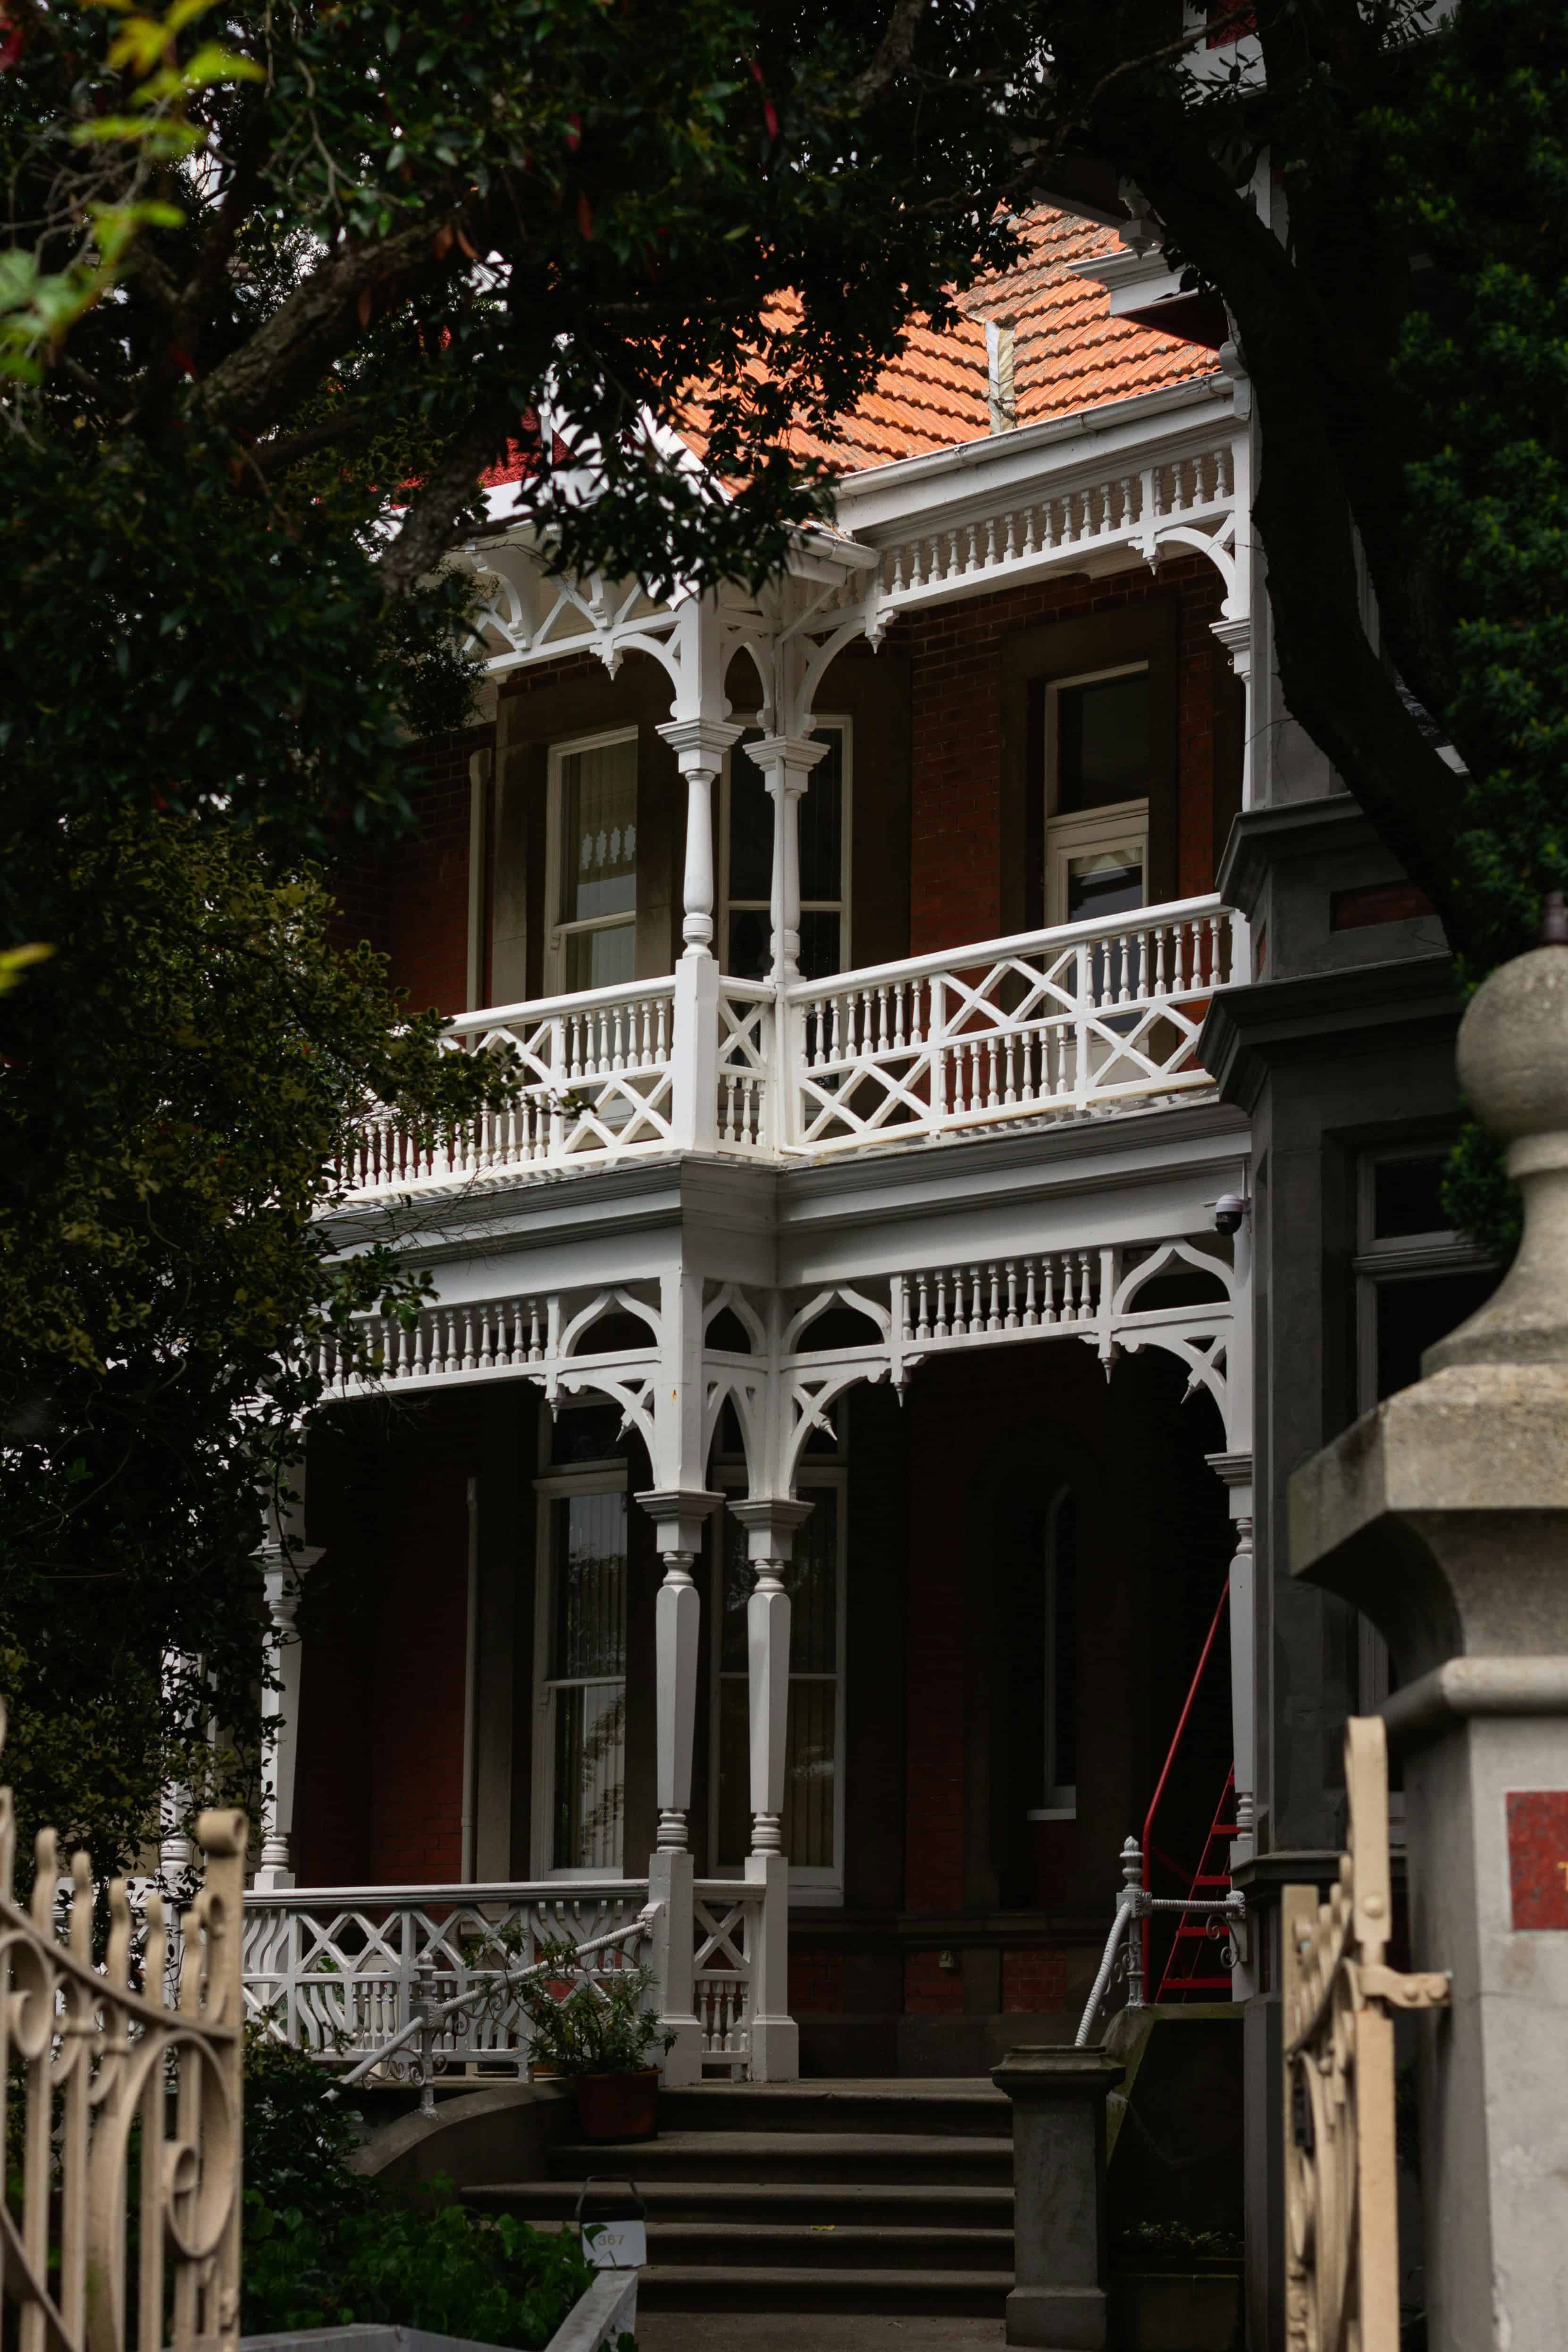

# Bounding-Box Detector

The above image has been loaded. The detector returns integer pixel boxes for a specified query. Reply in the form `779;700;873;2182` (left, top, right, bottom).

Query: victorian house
247;201;1495;2344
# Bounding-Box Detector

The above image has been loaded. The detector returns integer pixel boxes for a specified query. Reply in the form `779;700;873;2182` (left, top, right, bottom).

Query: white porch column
742;734;830;987
253;1468;322;1893
732;1496;812;2083
637;1486;721;2086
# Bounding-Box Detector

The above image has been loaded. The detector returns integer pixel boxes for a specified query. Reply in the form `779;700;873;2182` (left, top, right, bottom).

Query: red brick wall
329;724;493;1019
896;557;1224;954
904;1951;964;2015
788;1947;846;2014
364;1456;470;1882
1001;1948;1069;2011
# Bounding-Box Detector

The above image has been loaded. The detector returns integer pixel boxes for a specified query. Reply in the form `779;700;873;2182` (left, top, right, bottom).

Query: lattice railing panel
692;1884;760;2079
243;1882;653;2066
716;986;775;1151
788;901;1243;1151
337;982;677;1197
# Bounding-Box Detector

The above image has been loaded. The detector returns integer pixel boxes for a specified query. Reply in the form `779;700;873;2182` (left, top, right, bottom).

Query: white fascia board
829;377;1233;542
1065;247;1191;317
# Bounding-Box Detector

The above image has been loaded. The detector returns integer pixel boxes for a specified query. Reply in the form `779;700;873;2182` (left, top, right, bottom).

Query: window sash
532;1468;629;1879
545;727;639;992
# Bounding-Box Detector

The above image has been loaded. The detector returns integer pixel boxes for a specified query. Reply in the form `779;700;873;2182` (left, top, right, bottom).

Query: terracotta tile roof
486;207;1215;493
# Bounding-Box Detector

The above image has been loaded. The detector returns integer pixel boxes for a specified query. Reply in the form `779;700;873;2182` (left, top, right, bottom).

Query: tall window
1044;666;1150;929
533;1474;628;1874
711;1476;846;1896
721;723;849;980
549;730;638;990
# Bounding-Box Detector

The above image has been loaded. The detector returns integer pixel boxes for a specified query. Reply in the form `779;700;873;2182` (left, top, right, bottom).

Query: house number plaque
1506;1791;1568;1928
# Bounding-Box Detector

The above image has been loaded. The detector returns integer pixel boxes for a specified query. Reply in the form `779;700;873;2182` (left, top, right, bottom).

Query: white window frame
706;1470;848;1905
1027;1486;1077;1823
530;1461;630;1881
718;716;852;979
1043;662;1150;930
544;725;640;994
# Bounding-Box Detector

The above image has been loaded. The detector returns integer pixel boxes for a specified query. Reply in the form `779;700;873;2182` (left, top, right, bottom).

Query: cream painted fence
0;1712;246;2352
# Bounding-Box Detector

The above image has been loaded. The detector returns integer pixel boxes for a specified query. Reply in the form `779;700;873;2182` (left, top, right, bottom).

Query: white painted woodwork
254;1472;321;1894
742;733;831;987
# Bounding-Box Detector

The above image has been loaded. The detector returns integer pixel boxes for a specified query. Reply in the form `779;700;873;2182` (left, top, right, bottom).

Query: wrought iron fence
0;1705;246;2352
1283;1717;1450;2352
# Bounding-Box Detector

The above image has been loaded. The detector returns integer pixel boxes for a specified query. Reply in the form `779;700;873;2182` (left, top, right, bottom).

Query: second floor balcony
338;892;1248;1202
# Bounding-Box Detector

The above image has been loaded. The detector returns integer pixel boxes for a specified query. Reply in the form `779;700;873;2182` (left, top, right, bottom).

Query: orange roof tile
486;208;1216;494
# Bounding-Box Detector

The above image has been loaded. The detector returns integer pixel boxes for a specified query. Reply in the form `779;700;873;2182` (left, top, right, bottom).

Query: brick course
1001;1948;1069;2011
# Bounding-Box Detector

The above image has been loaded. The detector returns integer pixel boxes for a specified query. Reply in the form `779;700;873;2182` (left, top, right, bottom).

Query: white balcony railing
242;1879;654;2066
243;1876;762;2080
788;896;1243;1153
333;898;1245;1200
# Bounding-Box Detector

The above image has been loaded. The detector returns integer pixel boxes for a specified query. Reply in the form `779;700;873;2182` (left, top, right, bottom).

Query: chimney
986;318;1017;433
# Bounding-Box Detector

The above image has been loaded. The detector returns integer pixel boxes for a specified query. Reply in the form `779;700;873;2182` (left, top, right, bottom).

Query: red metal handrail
1141;1575;1230;1985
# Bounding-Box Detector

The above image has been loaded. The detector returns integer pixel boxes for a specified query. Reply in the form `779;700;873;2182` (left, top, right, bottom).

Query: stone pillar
253;1469;321;1894
1289;921;1568;2352
637;1488;721;2087
742;734;830;987
732;1496;813;2083
992;2049;1124;2349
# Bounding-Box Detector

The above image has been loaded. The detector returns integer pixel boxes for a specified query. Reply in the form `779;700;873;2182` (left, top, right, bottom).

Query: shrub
242;2032;597;2350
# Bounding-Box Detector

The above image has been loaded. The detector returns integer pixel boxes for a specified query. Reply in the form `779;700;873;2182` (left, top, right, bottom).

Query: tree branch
853;0;929;106
377;409;518;601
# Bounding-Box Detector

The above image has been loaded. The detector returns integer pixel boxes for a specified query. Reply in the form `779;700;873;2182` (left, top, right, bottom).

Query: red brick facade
1001;1948;1069;2011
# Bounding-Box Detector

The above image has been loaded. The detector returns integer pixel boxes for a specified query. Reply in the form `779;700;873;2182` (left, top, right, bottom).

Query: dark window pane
798;910;841;980
789;1503;838;1676
1373;1155;1449;1240
716;1677;749;1865
727;906;770;981
729;737;773;901
1068;852;1143;925
721;1510;749;1675
1057;672;1150;812
550;1402;624;1464
550;1493;627;1678
552;1682;625;1870
798;730;843;902
1375;1268;1499;1398
784;1680;836;1868
560;742;637;920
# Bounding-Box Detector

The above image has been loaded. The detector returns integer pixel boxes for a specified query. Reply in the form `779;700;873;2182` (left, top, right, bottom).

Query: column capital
731;1495;814;1566
656;715;741;774
743;733;831;786
636;1487;723;1559
1205;1448;1253;1495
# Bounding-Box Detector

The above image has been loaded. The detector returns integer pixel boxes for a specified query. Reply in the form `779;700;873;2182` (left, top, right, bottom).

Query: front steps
465;2079;1014;2316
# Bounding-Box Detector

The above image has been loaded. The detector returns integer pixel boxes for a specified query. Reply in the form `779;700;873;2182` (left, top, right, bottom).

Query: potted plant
521;1950;676;2142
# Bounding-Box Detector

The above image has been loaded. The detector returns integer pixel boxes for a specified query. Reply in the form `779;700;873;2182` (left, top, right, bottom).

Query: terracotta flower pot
574;2069;659;2142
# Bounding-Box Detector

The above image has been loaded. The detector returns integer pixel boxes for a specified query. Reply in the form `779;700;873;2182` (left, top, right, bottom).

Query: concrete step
635;2265;1011;2316
543;2131;1015;2187
656;2080;1010;2139
467;2179;1015;2230
495;2217;1013;2274
644;2223;1013;2274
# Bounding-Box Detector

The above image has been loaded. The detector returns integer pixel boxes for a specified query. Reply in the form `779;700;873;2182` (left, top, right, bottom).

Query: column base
648;1845;703;2087
748;2013;799;2083
250;1864;295;1892
1004;2285;1107;2350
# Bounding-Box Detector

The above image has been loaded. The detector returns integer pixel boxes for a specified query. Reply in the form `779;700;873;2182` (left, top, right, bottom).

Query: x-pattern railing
788;900;1241;1151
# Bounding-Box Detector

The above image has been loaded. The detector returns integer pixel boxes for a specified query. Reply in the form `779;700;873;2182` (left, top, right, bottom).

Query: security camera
1212;1193;1248;1235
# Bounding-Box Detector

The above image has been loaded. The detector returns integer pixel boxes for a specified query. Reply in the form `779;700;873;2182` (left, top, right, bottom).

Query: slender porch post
732;1497;813;2083
159;1649;194;1888
637;1487;721;2086
253;1466;321;1894
743;734;830;988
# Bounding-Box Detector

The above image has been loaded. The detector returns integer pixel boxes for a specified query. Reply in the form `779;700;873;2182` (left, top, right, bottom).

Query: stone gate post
1289;922;1568;2352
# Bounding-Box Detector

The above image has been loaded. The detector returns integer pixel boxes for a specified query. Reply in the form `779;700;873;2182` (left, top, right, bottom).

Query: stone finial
1425;915;1568;1373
